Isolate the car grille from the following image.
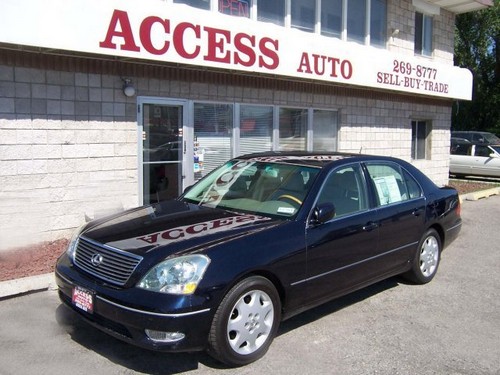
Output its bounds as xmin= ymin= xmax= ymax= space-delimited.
xmin=74 ymin=236 xmax=143 ymax=286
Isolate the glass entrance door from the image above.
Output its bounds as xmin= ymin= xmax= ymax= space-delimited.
xmin=140 ymin=101 xmax=187 ymax=205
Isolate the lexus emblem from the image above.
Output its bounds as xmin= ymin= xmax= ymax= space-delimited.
xmin=90 ymin=253 xmax=104 ymax=267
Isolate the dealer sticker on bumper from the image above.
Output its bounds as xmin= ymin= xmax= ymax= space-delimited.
xmin=72 ymin=286 xmax=94 ymax=314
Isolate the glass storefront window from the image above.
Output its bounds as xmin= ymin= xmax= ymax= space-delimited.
xmin=239 ymin=105 xmax=273 ymax=156
xmin=347 ymin=0 xmax=366 ymax=43
xmin=174 ymin=0 xmax=210 ymax=11
xmin=313 ymin=110 xmax=338 ymax=151
xmin=321 ymin=0 xmax=342 ymax=38
xmin=194 ymin=103 xmax=233 ymax=179
xmin=279 ymin=108 xmax=307 ymax=151
xmin=291 ymin=0 xmax=316 ymax=33
xmin=219 ymin=0 xmax=251 ymax=17
xmin=370 ymin=0 xmax=387 ymax=47
xmin=142 ymin=104 xmax=183 ymax=204
xmin=257 ymin=0 xmax=285 ymax=26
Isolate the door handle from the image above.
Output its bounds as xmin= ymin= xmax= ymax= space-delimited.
xmin=412 ymin=208 xmax=424 ymax=217
xmin=363 ymin=222 xmax=378 ymax=231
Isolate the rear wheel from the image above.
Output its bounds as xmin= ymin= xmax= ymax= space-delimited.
xmin=208 ymin=276 xmax=281 ymax=367
xmin=404 ymin=228 xmax=441 ymax=284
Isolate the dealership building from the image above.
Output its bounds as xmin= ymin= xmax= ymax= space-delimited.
xmin=0 ymin=0 xmax=491 ymax=248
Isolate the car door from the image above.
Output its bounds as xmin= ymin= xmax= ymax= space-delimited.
xmin=471 ymin=145 xmax=500 ymax=177
xmin=304 ymin=163 xmax=380 ymax=305
xmin=450 ymin=141 xmax=474 ymax=176
xmin=364 ymin=162 xmax=426 ymax=271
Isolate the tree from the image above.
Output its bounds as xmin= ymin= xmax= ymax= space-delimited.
xmin=453 ymin=0 xmax=499 ymax=134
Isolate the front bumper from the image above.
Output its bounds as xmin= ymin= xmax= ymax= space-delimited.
xmin=55 ymin=256 xmax=215 ymax=353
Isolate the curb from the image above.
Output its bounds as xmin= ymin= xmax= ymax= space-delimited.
xmin=1 ymin=188 xmax=499 ymax=300
xmin=0 ymin=273 xmax=57 ymax=299
xmin=462 ymin=187 xmax=500 ymax=201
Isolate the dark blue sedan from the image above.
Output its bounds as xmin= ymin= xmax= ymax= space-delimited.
xmin=55 ymin=152 xmax=462 ymax=366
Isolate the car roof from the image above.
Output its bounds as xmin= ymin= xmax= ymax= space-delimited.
xmin=236 ymin=151 xmax=407 ymax=168
xmin=452 ymin=140 xmax=499 ymax=147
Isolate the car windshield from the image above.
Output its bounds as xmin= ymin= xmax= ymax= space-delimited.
xmin=183 ymin=160 xmax=320 ymax=218
xmin=490 ymin=145 xmax=500 ymax=155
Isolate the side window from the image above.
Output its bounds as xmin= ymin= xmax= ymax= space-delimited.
xmin=366 ymin=163 xmax=412 ymax=206
xmin=451 ymin=143 xmax=471 ymax=155
xmin=475 ymin=145 xmax=491 ymax=157
xmin=317 ymin=165 xmax=368 ymax=217
xmin=403 ymin=170 xmax=423 ymax=199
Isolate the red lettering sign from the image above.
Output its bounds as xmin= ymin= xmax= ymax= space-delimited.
xmin=297 ymin=52 xmax=352 ymax=79
xmin=99 ymin=9 xmax=280 ymax=72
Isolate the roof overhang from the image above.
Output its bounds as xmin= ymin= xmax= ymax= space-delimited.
xmin=424 ymin=0 xmax=493 ymax=14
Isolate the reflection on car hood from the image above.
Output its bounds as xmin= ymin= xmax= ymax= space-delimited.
xmin=81 ymin=200 xmax=279 ymax=255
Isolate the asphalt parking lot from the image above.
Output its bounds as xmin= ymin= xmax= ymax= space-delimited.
xmin=0 ymin=196 xmax=499 ymax=375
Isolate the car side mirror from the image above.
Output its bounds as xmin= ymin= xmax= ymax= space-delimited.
xmin=311 ymin=203 xmax=335 ymax=226
xmin=489 ymin=153 xmax=499 ymax=158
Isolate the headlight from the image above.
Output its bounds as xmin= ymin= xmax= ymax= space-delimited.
xmin=66 ymin=224 xmax=85 ymax=262
xmin=137 ymin=255 xmax=211 ymax=295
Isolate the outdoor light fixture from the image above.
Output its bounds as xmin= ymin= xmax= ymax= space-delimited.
xmin=122 ymin=78 xmax=136 ymax=97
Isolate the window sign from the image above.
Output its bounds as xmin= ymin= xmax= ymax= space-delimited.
xmin=194 ymin=138 xmax=205 ymax=174
xmin=373 ymin=175 xmax=402 ymax=205
xmin=365 ymin=164 xmax=409 ymax=206
xmin=219 ymin=0 xmax=251 ymax=18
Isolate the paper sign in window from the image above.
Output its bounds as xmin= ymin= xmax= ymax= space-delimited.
xmin=373 ymin=175 xmax=402 ymax=205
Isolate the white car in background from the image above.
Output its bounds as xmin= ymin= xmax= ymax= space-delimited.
xmin=450 ymin=140 xmax=500 ymax=178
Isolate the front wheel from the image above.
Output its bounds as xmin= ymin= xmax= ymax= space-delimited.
xmin=404 ymin=228 xmax=441 ymax=284
xmin=208 ymin=276 xmax=281 ymax=367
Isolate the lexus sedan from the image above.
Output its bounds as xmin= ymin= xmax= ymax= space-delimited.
xmin=55 ymin=152 xmax=462 ymax=366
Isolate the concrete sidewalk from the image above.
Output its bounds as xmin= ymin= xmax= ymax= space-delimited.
xmin=1 ymin=187 xmax=499 ymax=300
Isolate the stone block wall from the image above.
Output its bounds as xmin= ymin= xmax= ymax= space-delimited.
xmin=0 ymin=65 xmax=139 ymax=250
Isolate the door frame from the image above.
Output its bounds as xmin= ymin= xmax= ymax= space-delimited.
xmin=137 ymin=96 xmax=192 ymax=205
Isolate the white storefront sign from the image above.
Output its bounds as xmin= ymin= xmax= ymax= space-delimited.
xmin=0 ymin=0 xmax=472 ymax=100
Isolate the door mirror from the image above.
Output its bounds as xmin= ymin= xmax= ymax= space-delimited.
xmin=311 ymin=203 xmax=335 ymax=226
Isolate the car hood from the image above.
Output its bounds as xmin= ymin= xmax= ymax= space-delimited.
xmin=80 ymin=200 xmax=281 ymax=256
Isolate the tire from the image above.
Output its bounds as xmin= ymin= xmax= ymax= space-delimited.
xmin=404 ymin=228 xmax=441 ymax=284
xmin=208 ymin=276 xmax=281 ymax=367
